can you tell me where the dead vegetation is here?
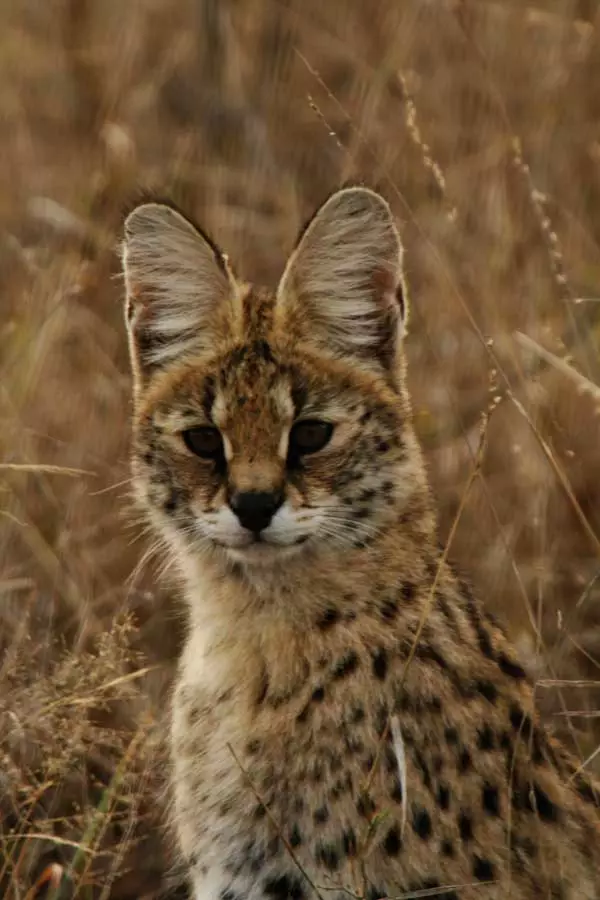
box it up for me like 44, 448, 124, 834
1, 0, 600, 896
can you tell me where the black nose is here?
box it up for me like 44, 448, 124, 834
230, 491, 283, 533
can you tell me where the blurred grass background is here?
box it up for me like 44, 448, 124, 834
1, 0, 600, 896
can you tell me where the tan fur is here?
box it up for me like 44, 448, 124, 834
123, 188, 600, 900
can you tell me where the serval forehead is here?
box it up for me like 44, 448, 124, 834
237, 283, 277, 337
211, 284, 296, 426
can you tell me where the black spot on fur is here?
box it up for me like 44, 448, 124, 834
311, 763, 324, 784
380, 596, 398, 620
395, 693, 411, 713
357, 792, 376, 819
329, 753, 343, 775
476, 680, 498, 704
528, 783, 560, 821
313, 806, 329, 825
441, 839, 455, 857
466, 595, 495, 659
366, 888, 386, 900
312, 686, 325, 703
482, 783, 500, 816
349, 703, 365, 724
384, 745, 398, 774
245, 739, 261, 755
412, 806, 432, 840
332, 651, 359, 679
225, 345, 247, 370
289, 824, 302, 847
473, 856, 495, 882
477, 628, 494, 659
359, 488, 376, 503
390, 779, 403, 803
252, 339, 275, 363
574, 774, 600, 806
413, 748, 432, 789
342, 828, 357, 857
383, 825, 402, 857
163, 491, 179, 514
477, 724, 495, 751
201, 375, 216, 419
254, 671, 269, 706
531, 731, 546, 766
315, 842, 339, 871
458, 748, 472, 773
509, 705, 533, 740
497, 652, 526, 680
437, 784, 451, 810
264, 874, 305, 899
374, 702, 389, 736
372, 647, 388, 680
445, 727, 459, 745
511, 777, 559, 822
218, 687, 233, 705
415, 642, 449, 672
435, 590, 458, 627
296, 704, 310, 724
401, 581, 416, 602
316, 607, 340, 630
458, 811, 473, 842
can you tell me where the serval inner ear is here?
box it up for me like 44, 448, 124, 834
122, 203, 236, 391
275, 187, 407, 373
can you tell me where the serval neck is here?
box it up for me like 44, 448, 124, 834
178, 503, 440, 636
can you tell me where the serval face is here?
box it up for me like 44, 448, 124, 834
123, 187, 420, 568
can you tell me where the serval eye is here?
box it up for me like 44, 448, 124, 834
182, 426, 224, 460
289, 420, 333, 456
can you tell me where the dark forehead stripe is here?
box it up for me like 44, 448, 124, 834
221, 340, 278, 381
288, 365, 308, 415
217, 286, 304, 415
242, 285, 275, 338
244, 285, 307, 413
217, 288, 281, 393
202, 375, 216, 419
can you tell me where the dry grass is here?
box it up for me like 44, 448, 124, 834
1, 0, 600, 896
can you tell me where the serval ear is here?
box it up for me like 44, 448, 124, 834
275, 187, 407, 376
122, 203, 236, 392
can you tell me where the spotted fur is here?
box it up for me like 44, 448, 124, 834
123, 187, 600, 900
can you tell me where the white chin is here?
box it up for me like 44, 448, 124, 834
222, 538, 308, 565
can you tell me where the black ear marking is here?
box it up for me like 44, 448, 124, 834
396, 281, 406, 323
